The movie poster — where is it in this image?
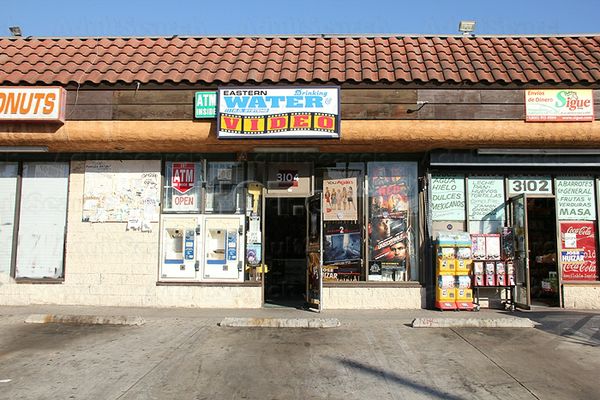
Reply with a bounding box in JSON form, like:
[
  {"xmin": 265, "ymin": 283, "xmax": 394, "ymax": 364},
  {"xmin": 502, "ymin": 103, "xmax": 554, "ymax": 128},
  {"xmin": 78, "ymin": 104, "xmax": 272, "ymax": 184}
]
[
  {"xmin": 323, "ymin": 224, "xmax": 362, "ymax": 281},
  {"xmin": 323, "ymin": 177, "xmax": 358, "ymax": 221},
  {"xmin": 324, "ymin": 225, "xmax": 361, "ymax": 264},
  {"xmin": 368, "ymin": 163, "xmax": 412, "ymax": 281}
]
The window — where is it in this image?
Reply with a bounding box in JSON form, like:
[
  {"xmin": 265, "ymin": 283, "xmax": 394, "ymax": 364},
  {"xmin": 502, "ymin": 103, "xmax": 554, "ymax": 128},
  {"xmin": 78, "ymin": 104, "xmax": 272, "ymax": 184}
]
[
  {"xmin": 15, "ymin": 162, "xmax": 69, "ymax": 279},
  {"xmin": 205, "ymin": 162, "xmax": 245, "ymax": 214},
  {"xmin": 163, "ymin": 161, "xmax": 203, "ymax": 213},
  {"xmin": 0, "ymin": 162, "xmax": 18, "ymax": 275},
  {"xmin": 367, "ymin": 162, "xmax": 418, "ymax": 282}
]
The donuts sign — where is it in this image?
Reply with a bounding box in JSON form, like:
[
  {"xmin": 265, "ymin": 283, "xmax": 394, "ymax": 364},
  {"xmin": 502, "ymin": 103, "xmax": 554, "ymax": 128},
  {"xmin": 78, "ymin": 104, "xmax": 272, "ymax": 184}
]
[{"xmin": 0, "ymin": 87, "xmax": 66, "ymax": 123}]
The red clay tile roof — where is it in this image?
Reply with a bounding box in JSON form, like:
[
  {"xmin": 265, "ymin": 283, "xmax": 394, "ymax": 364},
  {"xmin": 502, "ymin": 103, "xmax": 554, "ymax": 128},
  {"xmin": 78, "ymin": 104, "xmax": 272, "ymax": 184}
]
[{"xmin": 0, "ymin": 36, "xmax": 599, "ymax": 85}]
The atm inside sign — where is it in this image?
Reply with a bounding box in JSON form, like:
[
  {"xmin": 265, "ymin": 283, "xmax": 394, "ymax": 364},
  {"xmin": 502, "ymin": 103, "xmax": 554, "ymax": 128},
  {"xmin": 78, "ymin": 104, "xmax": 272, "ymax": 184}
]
[{"xmin": 195, "ymin": 91, "xmax": 216, "ymax": 118}]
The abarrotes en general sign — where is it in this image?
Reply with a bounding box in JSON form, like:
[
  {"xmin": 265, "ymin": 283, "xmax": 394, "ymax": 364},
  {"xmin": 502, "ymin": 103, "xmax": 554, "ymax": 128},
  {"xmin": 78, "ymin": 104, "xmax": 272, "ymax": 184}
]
[{"xmin": 217, "ymin": 87, "xmax": 340, "ymax": 139}]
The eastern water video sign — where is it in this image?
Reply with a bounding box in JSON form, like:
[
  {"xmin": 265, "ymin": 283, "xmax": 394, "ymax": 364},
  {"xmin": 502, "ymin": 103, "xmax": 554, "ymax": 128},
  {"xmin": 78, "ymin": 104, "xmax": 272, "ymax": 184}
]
[{"xmin": 217, "ymin": 87, "xmax": 340, "ymax": 139}]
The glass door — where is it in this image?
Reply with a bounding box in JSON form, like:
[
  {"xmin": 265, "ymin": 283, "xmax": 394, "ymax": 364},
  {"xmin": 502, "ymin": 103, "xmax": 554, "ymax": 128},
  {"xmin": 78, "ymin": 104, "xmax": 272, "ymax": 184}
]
[
  {"xmin": 306, "ymin": 193, "xmax": 322, "ymax": 311},
  {"xmin": 510, "ymin": 194, "xmax": 531, "ymax": 309}
]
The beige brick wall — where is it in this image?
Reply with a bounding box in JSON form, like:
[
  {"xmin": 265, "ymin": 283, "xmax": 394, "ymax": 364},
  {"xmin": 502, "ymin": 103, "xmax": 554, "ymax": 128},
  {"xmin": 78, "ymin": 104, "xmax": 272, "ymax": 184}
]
[
  {"xmin": 563, "ymin": 285, "xmax": 600, "ymax": 309},
  {"xmin": 322, "ymin": 286, "xmax": 425, "ymax": 309}
]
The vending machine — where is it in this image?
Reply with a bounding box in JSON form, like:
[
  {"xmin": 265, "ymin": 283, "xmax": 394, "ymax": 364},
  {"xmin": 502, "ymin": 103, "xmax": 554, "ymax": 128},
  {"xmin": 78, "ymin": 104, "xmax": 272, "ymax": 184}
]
[
  {"xmin": 159, "ymin": 216, "xmax": 200, "ymax": 279},
  {"xmin": 202, "ymin": 215, "xmax": 245, "ymax": 281}
]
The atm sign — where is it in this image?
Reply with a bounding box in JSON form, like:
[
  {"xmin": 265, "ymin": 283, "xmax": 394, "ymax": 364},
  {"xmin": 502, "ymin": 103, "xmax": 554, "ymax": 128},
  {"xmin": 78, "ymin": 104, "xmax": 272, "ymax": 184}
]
[{"xmin": 172, "ymin": 163, "xmax": 195, "ymax": 194}]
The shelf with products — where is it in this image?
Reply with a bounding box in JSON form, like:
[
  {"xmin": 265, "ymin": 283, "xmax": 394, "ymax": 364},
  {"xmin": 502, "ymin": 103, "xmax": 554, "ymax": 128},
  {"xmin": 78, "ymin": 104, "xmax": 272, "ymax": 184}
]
[
  {"xmin": 471, "ymin": 229, "xmax": 515, "ymax": 311},
  {"xmin": 435, "ymin": 232, "xmax": 474, "ymax": 311}
]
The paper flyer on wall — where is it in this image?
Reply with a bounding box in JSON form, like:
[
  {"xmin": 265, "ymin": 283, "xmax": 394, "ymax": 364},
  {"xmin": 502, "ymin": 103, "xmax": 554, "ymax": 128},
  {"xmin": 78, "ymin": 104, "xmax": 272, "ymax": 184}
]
[
  {"xmin": 246, "ymin": 243, "xmax": 261, "ymax": 267},
  {"xmin": 323, "ymin": 177, "xmax": 358, "ymax": 221}
]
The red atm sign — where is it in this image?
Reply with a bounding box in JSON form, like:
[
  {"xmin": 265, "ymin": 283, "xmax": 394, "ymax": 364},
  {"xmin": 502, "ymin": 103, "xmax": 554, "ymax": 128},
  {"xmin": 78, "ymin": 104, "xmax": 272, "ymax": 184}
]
[{"xmin": 172, "ymin": 163, "xmax": 195, "ymax": 194}]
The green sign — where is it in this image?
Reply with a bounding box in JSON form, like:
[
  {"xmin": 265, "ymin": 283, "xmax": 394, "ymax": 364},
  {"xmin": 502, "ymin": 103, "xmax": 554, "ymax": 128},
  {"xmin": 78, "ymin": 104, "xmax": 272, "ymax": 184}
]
[{"xmin": 194, "ymin": 91, "xmax": 216, "ymax": 118}]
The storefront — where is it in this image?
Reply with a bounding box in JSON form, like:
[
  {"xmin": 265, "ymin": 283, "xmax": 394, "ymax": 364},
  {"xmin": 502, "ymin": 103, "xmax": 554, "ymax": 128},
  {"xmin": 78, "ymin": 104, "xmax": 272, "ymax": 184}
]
[
  {"xmin": 0, "ymin": 35, "xmax": 598, "ymax": 309},
  {"xmin": 428, "ymin": 150, "xmax": 600, "ymax": 309}
]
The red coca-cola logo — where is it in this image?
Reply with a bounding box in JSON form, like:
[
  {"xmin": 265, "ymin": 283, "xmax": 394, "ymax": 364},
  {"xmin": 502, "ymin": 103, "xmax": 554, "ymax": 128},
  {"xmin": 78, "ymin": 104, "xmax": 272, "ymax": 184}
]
[
  {"xmin": 566, "ymin": 226, "xmax": 592, "ymax": 236},
  {"xmin": 563, "ymin": 262, "xmax": 596, "ymax": 273}
]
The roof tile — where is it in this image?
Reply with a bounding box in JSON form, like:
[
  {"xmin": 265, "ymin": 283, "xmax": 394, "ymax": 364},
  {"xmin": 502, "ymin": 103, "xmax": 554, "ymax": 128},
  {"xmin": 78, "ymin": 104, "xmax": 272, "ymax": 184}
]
[{"xmin": 0, "ymin": 36, "xmax": 598, "ymax": 85}]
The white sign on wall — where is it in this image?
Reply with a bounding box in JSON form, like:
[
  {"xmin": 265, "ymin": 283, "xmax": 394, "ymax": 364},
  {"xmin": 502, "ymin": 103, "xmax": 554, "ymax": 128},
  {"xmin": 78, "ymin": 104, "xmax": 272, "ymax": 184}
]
[
  {"xmin": 431, "ymin": 174, "xmax": 465, "ymax": 221},
  {"xmin": 525, "ymin": 89, "xmax": 594, "ymax": 122},
  {"xmin": 467, "ymin": 177, "xmax": 505, "ymax": 221},
  {"xmin": 556, "ymin": 177, "xmax": 596, "ymax": 221}
]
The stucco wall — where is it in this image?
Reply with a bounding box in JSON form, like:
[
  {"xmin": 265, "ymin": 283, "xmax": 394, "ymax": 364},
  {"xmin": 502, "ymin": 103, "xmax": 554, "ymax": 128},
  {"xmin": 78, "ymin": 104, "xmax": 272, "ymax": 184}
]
[
  {"xmin": 563, "ymin": 284, "xmax": 600, "ymax": 309},
  {"xmin": 322, "ymin": 286, "xmax": 425, "ymax": 309}
]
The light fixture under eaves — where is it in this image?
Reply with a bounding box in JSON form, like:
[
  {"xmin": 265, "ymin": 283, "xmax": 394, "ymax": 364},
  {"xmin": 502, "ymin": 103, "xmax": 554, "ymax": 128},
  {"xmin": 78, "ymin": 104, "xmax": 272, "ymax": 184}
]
[
  {"xmin": 477, "ymin": 148, "xmax": 600, "ymax": 155},
  {"xmin": 253, "ymin": 147, "xmax": 319, "ymax": 153},
  {"xmin": 0, "ymin": 146, "xmax": 48, "ymax": 153}
]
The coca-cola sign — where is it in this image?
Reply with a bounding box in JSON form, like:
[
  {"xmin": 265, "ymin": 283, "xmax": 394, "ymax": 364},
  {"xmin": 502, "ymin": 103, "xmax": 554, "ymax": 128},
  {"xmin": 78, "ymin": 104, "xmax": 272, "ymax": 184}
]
[
  {"xmin": 566, "ymin": 226, "xmax": 593, "ymax": 236},
  {"xmin": 560, "ymin": 221, "xmax": 598, "ymax": 281}
]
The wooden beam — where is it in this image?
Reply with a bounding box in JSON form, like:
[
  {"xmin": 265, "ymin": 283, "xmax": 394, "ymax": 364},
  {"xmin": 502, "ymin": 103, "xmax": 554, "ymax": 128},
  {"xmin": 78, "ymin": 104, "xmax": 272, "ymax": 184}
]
[{"xmin": 1, "ymin": 120, "xmax": 600, "ymax": 153}]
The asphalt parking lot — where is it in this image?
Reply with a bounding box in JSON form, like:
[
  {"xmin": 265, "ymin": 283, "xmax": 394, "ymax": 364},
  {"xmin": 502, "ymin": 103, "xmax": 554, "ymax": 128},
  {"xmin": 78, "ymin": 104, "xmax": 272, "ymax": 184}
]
[{"xmin": 0, "ymin": 307, "xmax": 598, "ymax": 400}]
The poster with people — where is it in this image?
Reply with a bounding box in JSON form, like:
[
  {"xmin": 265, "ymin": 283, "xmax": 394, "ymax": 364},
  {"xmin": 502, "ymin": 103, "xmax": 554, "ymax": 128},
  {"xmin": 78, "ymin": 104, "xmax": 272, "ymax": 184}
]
[
  {"xmin": 368, "ymin": 163, "xmax": 412, "ymax": 281},
  {"xmin": 323, "ymin": 177, "xmax": 358, "ymax": 221}
]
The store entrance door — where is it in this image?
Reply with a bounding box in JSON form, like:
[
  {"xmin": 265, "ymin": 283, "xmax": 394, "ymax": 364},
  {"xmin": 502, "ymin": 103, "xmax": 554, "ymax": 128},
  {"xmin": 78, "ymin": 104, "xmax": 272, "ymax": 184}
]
[
  {"xmin": 510, "ymin": 195, "xmax": 560, "ymax": 309},
  {"xmin": 264, "ymin": 197, "xmax": 307, "ymax": 307}
]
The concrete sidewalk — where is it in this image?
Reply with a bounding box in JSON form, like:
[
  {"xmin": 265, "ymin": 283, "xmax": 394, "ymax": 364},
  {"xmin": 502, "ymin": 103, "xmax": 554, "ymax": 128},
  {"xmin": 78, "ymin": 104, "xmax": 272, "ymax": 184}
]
[
  {"xmin": 0, "ymin": 303, "xmax": 536, "ymax": 324},
  {"xmin": 2, "ymin": 303, "xmax": 594, "ymax": 328}
]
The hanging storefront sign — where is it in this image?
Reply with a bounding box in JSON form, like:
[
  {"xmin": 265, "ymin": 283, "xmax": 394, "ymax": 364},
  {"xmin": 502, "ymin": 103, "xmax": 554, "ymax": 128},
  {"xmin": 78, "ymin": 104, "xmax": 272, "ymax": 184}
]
[
  {"xmin": 217, "ymin": 87, "xmax": 340, "ymax": 138},
  {"xmin": 194, "ymin": 91, "xmax": 216, "ymax": 118},
  {"xmin": 525, "ymin": 89, "xmax": 594, "ymax": 122},
  {"xmin": 431, "ymin": 174, "xmax": 465, "ymax": 221},
  {"xmin": 0, "ymin": 87, "xmax": 66, "ymax": 123},
  {"xmin": 559, "ymin": 221, "xmax": 597, "ymax": 281},
  {"xmin": 556, "ymin": 178, "xmax": 596, "ymax": 220},
  {"xmin": 323, "ymin": 177, "xmax": 358, "ymax": 221},
  {"xmin": 507, "ymin": 176, "xmax": 552, "ymax": 197}
]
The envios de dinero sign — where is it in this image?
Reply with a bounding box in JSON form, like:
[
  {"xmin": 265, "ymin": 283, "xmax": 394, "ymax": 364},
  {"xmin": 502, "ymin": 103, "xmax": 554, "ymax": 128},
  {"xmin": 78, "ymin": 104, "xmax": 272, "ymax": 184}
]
[
  {"xmin": 525, "ymin": 89, "xmax": 594, "ymax": 122},
  {"xmin": 217, "ymin": 87, "xmax": 340, "ymax": 139},
  {"xmin": 0, "ymin": 86, "xmax": 67, "ymax": 123}
]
